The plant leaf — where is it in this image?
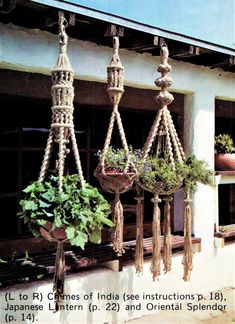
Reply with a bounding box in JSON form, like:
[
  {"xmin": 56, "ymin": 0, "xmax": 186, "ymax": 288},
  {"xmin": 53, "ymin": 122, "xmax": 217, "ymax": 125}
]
[
  {"xmin": 23, "ymin": 200, "xmax": 38, "ymax": 211},
  {"xmin": 89, "ymin": 228, "xmax": 101, "ymax": 244},
  {"xmin": 39, "ymin": 200, "xmax": 51, "ymax": 208}
]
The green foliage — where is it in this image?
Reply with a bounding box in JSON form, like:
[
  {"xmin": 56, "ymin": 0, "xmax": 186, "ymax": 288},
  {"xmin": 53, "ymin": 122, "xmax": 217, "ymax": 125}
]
[
  {"xmin": 18, "ymin": 174, "xmax": 112, "ymax": 249},
  {"xmin": 183, "ymin": 155, "xmax": 215, "ymax": 193},
  {"xmin": 219, "ymin": 224, "xmax": 235, "ymax": 233},
  {"xmin": 215, "ymin": 134, "xmax": 235, "ymax": 154},
  {"xmin": 137, "ymin": 154, "xmax": 214, "ymax": 194},
  {"xmin": 96, "ymin": 146, "xmax": 135, "ymax": 172},
  {"xmin": 137, "ymin": 155, "xmax": 187, "ymax": 192}
]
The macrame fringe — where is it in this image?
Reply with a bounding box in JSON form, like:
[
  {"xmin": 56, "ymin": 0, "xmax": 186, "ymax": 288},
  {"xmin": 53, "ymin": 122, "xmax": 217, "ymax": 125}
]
[
  {"xmin": 55, "ymin": 53, "xmax": 72, "ymax": 71},
  {"xmin": 53, "ymin": 241, "xmax": 66, "ymax": 312},
  {"xmin": 150, "ymin": 195, "xmax": 161, "ymax": 281},
  {"xmin": 163, "ymin": 197, "xmax": 172, "ymax": 273},
  {"xmin": 182, "ymin": 193, "xmax": 193, "ymax": 281},
  {"xmin": 135, "ymin": 187, "xmax": 144, "ymax": 274},
  {"xmin": 112, "ymin": 193, "xmax": 124, "ymax": 256}
]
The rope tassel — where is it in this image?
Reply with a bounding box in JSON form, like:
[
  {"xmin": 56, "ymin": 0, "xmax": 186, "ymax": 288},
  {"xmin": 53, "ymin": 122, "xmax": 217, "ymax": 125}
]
[
  {"xmin": 182, "ymin": 193, "xmax": 193, "ymax": 281},
  {"xmin": 163, "ymin": 196, "xmax": 172, "ymax": 273},
  {"xmin": 135, "ymin": 187, "xmax": 144, "ymax": 274},
  {"xmin": 53, "ymin": 241, "xmax": 66, "ymax": 312},
  {"xmin": 151, "ymin": 194, "xmax": 161, "ymax": 281},
  {"xmin": 112, "ymin": 193, "xmax": 124, "ymax": 256}
]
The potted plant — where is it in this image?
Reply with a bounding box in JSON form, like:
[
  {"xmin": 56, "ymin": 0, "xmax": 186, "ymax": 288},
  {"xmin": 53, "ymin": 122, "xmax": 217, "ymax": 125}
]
[
  {"xmin": 94, "ymin": 146, "xmax": 136, "ymax": 193},
  {"xmin": 94, "ymin": 146, "xmax": 137, "ymax": 255},
  {"xmin": 215, "ymin": 134, "xmax": 235, "ymax": 170},
  {"xmin": 136, "ymin": 154, "xmax": 214, "ymax": 195},
  {"xmin": 136, "ymin": 155, "xmax": 186, "ymax": 195},
  {"xmin": 18, "ymin": 174, "xmax": 113, "ymax": 249}
]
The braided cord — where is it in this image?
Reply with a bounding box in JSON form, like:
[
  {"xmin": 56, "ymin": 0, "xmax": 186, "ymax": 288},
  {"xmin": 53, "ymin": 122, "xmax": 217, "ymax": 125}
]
[
  {"xmin": 38, "ymin": 131, "xmax": 54, "ymax": 183},
  {"xmin": 70, "ymin": 127, "xmax": 85, "ymax": 189}
]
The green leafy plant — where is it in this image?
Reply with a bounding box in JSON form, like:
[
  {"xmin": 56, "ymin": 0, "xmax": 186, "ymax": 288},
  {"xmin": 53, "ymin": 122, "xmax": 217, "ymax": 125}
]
[
  {"xmin": 183, "ymin": 155, "xmax": 215, "ymax": 193},
  {"xmin": 137, "ymin": 155, "xmax": 187, "ymax": 192},
  {"xmin": 96, "ymin": 146, "xmax": 136, "ymax": 172},
  {"xmin": 215, "ymin": 134, "xmax": 235, "ymax": 154},
  {"xmin": 18, "ymin": 174, "xmax": 112, "ymax": 249},
  {"xmin": 136, "ymin": 154, "xmax": 214, "ymax": 194}
]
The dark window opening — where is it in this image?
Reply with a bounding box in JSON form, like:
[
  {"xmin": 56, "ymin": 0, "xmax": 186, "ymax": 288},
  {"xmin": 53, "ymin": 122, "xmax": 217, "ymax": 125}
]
[
  {"xmin": 0, "ymin": 80, "xmax": 184, "ymax": 249},
  {"xmin": 218, "ymin": 184, "xmax": 235, "ymax": 226}
]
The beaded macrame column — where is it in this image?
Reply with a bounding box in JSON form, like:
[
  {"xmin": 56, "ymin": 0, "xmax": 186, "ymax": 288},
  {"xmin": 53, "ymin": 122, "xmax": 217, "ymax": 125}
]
[
  {"xmin": 37, "ymin": 13, "xmax": 85, "ymax": 311},
  {"xmin": 38, "ymin": 15, "xmax": 85, "ymax": 192}
]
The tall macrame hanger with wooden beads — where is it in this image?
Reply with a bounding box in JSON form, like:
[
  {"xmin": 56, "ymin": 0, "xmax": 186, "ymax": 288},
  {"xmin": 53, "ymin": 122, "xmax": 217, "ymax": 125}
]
[
  {"xmin": 94, "ymin": 36, "xmax": 136, "ymax": 256},
  {"xmin": 136, "ymin": 41, "xmax": 191, "ymax": 281},
  {"xmin": 37, "ymin": 12, "xmax": 85, "ymax": 311}
]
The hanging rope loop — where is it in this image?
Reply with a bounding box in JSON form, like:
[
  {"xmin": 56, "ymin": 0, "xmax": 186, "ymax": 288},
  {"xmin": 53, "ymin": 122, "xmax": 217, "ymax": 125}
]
[
  {"xmin": 113, "ymin": 36, "xmax": 120, "ymax": 55},
  {"xmin": 58, "ymin": 14, "xmax": 68, "ymax": 54}
]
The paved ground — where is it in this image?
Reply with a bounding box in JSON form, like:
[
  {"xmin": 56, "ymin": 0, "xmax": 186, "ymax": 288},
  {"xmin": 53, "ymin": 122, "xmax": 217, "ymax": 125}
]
[{"xmin": 126, "ymin": 288, "xmax": 235, "ymax": 324}]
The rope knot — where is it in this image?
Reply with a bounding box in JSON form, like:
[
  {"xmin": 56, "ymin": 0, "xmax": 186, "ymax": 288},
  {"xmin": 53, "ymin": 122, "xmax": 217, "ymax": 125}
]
[{"xmin": 151, "ymin": 195, "xmax": 161, "ymax": 204}]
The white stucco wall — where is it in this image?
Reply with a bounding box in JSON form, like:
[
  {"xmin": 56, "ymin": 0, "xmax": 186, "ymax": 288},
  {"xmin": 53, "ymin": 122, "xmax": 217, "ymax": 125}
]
[
  {"xmin": 0, "ymin": 23, "xmax": 234, "ymax": 98},
  {"xmin": 0, "ymin": 23, "xmax": 235, "ymax": 323}
]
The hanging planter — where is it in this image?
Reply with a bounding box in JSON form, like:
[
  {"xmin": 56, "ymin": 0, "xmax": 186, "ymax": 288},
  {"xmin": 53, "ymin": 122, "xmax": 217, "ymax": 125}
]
[
  {"xmin": 95, "ymin": 147, "xmax": 136, "ymax": 193},
  {"xmin": 134, "ymin": 43, "xmax": 185, "ymax": 280},
  {"xmin": 18, "ymin": 14, "xmax": 112, "ymax": 312},
  {"xmin": 135, "ymin": 42, "xmax": 214, "ymax": 281},
  {"xmin": 19, "ymin": 174, "xmax": 112, "ymax": 247},
  {"xmin": 94, "ymin": 37, "xmax": 136, "ymax": 255},
  {"xmin": 137, "ymin": 155, "xmax": 185, "ymax": 195}
]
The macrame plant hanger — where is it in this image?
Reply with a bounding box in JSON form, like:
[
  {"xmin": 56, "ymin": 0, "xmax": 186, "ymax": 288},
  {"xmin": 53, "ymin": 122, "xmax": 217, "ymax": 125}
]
[
  {"xmin": 136, "ymin": 41, "xmax": 193, "ymax": 281},
  {"xmin": 38, "ymin": 12, "xmax": 85, "ymax": 311},
  {"xmin": 94, "ymin": 36, "xmax": 136, "ymax": 256}
]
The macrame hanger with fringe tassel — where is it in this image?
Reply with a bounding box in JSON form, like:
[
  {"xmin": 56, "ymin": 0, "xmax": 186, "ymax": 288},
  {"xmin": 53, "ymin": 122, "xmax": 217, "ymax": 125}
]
[
  {"xmin": 37, "ymin": 12, "xmax": 85, "ymax": 312},
  {"xmin": 94, "ymin": 36, "xmax": 136, "ymax": 256},
  {"xmin": 137, "ymin": 41, "xmax": 186, "ymax": 279}
]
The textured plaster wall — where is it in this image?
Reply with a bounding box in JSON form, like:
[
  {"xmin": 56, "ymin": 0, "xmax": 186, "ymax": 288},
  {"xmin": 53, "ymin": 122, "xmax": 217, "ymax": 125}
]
[
  {"xmin": 0, "ymin": 23, "xmax": 234, "ymax": 98},
  {"xmin": 0, "ymin": 23, "xmax": 235, "ymax": 323}
]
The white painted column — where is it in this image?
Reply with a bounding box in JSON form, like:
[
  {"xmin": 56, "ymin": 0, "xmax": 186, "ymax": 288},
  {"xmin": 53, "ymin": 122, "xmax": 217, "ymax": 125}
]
[{"xmin": 184, "ymin": 92, "xmax": 216, "ymax": 252}]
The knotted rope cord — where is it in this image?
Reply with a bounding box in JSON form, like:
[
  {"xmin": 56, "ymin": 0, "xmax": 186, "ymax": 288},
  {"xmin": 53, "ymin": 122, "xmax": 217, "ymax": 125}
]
[
  {"xmin": 111, "ymin": 192, "xmax": 124, "ymax": 255},
  {"xmin": 182, "ymin": 192, "xmax": 193, "ymax": 281},
  {"xmin": 37, "ymin": 13, "xmax": 86, "ymax": 311},
  {"xmin": 141, "ymin": 43, "xmax": 184, "ymax": 164},
  {"xmin": 100, "ymin": 36, "xmax": 134, "ymax": 174},
  {"xmin": 53, "ymin": 241, "xmax": 66, "ymax": 312},
  {"xmin": 151, "ymin": 194, "xmax": 162, "ymax": 280},
  {"xmin": 135, "ymin": 186, "xmax": 144, "ymax": 274},
  {"xmin": 162, "ymin": 196, "xmax": 173, "ymax": 273},
  {"xmin": 38, "ymin": 14, "xmax": 85, "ymax": 190}
]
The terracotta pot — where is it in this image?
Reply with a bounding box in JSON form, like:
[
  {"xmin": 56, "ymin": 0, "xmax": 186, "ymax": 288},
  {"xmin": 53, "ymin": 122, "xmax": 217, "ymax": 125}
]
[
  {"xmin": 39, "ymin": 221, "xmax": 67, "ymax": 242},
  {"xmin": 215, "ymin": 153, "xmax": 235, "ymax": 171}
]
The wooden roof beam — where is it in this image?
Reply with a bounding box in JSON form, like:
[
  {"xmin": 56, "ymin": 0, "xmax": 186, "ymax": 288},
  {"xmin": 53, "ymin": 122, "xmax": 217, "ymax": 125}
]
[{"xmin": 173, "ymin": 45, "xmax": 200, "ymax": 58}]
